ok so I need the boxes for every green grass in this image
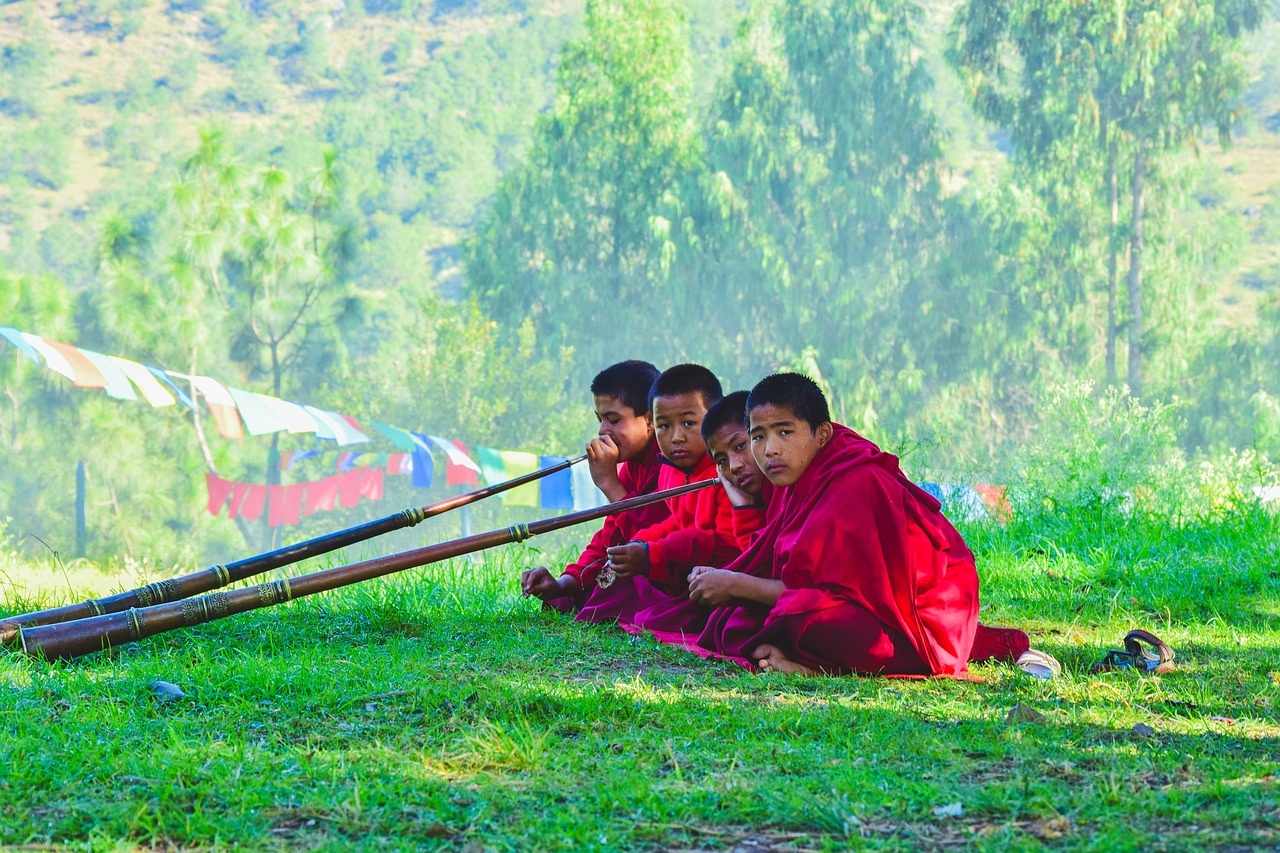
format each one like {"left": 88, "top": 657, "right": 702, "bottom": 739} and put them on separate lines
{"left": 2, "top": 510, "right": 1279, "bottom": 851}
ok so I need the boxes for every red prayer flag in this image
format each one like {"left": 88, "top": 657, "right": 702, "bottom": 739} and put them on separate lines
{"left": 446, "top": 440, "right": 479, "bottom": 487}
{"left": 239, "top": 485, "right": 267, "bottom": 521}
{"left": 359, "top": 466, "right": 384, "bottom": 501}
{"left": 205, "top": 473, "right": 234, "bottom": 517}
{"left": 386, "top": 453, "right": 407, "bottom": 475}
{"left": 304, "top": 475, "right": 340, "bottom": 516}
{"left": 267, "top": 484, "right": 306, "bottom": 527}
{"left": 339, "top": 468, "right": 362, "bottom": 509}
{"left": 227, "top": 482, "right": 251, "bottom": 519}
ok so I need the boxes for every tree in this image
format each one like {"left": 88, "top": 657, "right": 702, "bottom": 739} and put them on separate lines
{"left": 465, "top": 0, "right": 702, "bottom": 383}
{"left": 949, "top": 0, "right": 1268, "bottom": 396}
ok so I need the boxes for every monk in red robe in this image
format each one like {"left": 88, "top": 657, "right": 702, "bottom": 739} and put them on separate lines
{"left": 575, "top": 364, "right": 743, "bottom": 624}
{"left": 673, "top": 373, "right": 989, "bottom": 676}
{"left": 520, "top": 360, "right": 669, "bottom": 610}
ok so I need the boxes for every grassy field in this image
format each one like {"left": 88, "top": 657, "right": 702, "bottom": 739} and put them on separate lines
{"left": 1, "top": 502, "right": 1278, "bottom": 851}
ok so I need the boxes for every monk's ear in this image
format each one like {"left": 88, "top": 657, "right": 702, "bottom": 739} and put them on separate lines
{"left": 815, "top": 421, "right": 833, "bottom": 447}
{"left": 642, "top": 411, "right": 654, "bottom": 433}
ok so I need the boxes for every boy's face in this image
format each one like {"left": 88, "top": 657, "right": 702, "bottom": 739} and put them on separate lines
{"left": 707, "top": 423, "right": 762, "bottom": 497}
{"left": 748, "top": 403, "right": 833, "bottom": 488}
{"left": 651, "top": 391, "right": 710, "bottom": 468}
{"left": 594, "top": 394, "right": 653, "bottom": 463}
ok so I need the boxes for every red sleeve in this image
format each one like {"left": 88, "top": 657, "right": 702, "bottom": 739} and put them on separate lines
{"left": 730, "top": 505, "right": 765, "bottom": 549}
{"left": 562, "top": 516, "right": 618, "bottom": 586}
{"left": 646, "top": 488, "right": 743, "bottom": 584}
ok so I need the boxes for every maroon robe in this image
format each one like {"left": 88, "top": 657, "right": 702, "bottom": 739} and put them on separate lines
{"left": 632, "top": 425, "right": 980, "bottom": 677}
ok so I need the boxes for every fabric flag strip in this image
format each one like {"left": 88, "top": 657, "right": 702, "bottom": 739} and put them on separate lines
{"left": 21, "top": 334, "right": 76, "bottom": 382}
{"left": 498, "top": 450, "right": 540, "bottom": 507}
{"left": 227, "top": 388, "right": 289, "bottom": 436}
{"left": 539, "top": 455, "right": 574, "bottom": 511}
{"left": 79, "top": 350, "right": 138, "bottom": 401}
{"left": 408, "top": 432, "right": 435, "bottom": 489}
{"left": 570, "top": 462, "right": 608, "bottom": 512}
{"left": 147, "top": 366, "right": 196, "bottom": 411}
{"left": 44, "top": 341, "right": 108, "bottom": 388}
{"left": 169, "top": 372, "right": 244, "bottom": 441}
{"left": 0, "top": 327, "right": 40, "bottom": 364}
{"left": 428, "top": 435, "right": 481, "bottom": 486}
{"left": 475, "top": 447, "right": 506, "bottom": 491}
{"left": 304, "top": 406, "right": 368, "bottom": 446}
{"left": 257, "top": 394, "right": 320, "bottom": 435}
{"left": 109, "top": 357, "right": 175, "bottom": 407}
{"left": 372, "top": 422, "right": 419, "bottom": 452}
{"left": 206, "top": 474, "right": 234, "bottom": 516}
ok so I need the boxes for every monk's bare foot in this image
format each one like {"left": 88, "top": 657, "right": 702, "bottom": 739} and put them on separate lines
{"left": 752, "top": 644, "right": 818, "bottom": 676}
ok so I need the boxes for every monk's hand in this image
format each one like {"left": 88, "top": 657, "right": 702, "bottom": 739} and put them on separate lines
{"left": 521, "top": 567, "right": 563, "bottom": 601}
{"left": 720, "top": 477, "right": 755, "bottom": 508}
{"left": 586, "top": 436, "right": 624, "bottom": 499}
{"left": 605, "top": 542, "right": 648, "bottom": 578}
{"left": 689, "top": 568, "right": 738, "bottom": 607}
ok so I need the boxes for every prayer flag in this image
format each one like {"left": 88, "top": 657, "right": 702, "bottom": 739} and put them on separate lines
{"left": 0, "top": 327, "right": 39, "bottom": 363}
{"left": 228, "top": 482, "right": 251, "bottom": 519}
{"left": 21, "top": 334, "right": 76, "bottom": 381}
{"left": 206, "top": 473, "right": 233, "bottom": 517}
{"left": 570, "top": 462, "right": 608, "bottom": 512}
{"left": 539, "top": 455, "right": 574, "bottom": 511}
{"left": 372, "top": 422, "right": 418, "bottom": 451}
{"left": 304, "top": 406, "right": 368, "bottom": 445}
{"left": 168, "top": 372, "right": 243, "bottom": 440}
{"left": 339, "top": 468, "right": 362, "bottom": 508}
{"left": 227, "top": 388, "right": 289, "bottom": 436}
{"left": 429, "top": 435, "right": 480, "bottom": 485}
{"left": 267, "top": 484, "right": 304, "bottom": 527}
{"left": 304, "top": 475, "right": 340, "bottom": 515}
{"left": 147, "top": 366, "right": 196, "bottom": 410}
{"left": 109, "top": 357, "right": 176, "bottom": 406}
{"left": 257, "top": 395, "right": 321, "bottom": 434}
{"left": 45, "top": 341, "right": 107, "bottom": 388}
{"left": 79, "top": 350, "right": 137, "bottom": 401}
{"left": 359, "top": 466, "right": 384, "bottom": 501}
{"left": 475, "top": 446, "right": 505, "bottom": 488}
{"left": 238, "top": 485, "right": 267, "bottom": 521}
{"left": 409, "top": 437, "right": 434, "bottom": 489}
{"left": 386, "top": 453, "right": 409, "bottom": 475}
{"left": 499, "top": 451, "right": 539, "bottom": 507}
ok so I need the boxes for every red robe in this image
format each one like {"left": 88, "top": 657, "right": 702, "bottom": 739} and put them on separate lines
{"left": 636, "top": 425, "right": 980, "bottom": 677}
{"left": 544, "top": 439, "right": 668, "bottom": 612}
{"left": 575, "top": 451, "right": 739, "bottom": 624}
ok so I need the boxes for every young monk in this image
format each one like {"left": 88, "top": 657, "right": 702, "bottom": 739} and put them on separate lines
{"left": 574, "top": 364, "right": 742, "bottom": 624}
{"left": 677, "top": 373, "right": 988, "bottom": 676}
{"left": 520, "top": 360, "right": 668, "bottom": 610}
{"left": 703, "top": 390, "right": 773, "bottom": 548}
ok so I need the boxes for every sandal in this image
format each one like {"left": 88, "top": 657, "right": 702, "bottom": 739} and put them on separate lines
{"left": 1092, "top": 629, "right": 1175, "bottom": 674}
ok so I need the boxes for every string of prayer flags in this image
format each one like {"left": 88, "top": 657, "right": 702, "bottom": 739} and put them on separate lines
{"left": 267, "top": 484, "right": 304, "bottom": 526}
{"left": 108, "top": 357, "right": 175, "bottom": 407}
{"left": 539, "top": 456, "right": 574, "bottom": 511}
{"left": 207, "top": 466, "right": 388, "bottom": 525}
{"left": 258, "top": 394, "right": 321, "bottom": 434}
{"left": 304, "top": 406, "right": 369, "bottom": 446}
{"left": 0, "top": 327, "right": 39, "bottom": 363}
{"left": 499, "top": 451, "right": 540, "bottom": 507}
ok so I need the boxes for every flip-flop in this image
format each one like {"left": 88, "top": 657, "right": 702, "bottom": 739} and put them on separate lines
{"left": 1016, "top": 649, "right": 1062, "bottom": 679}
{"left": 1092, "top": 629, "right": 1176, "bottom": 674}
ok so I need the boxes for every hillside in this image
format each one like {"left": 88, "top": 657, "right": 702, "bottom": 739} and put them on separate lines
{"left": 1, "top": 0, "right": 1277, "bottom": 317}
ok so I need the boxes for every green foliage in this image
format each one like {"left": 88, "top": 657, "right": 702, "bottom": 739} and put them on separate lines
{"left": 0, "top": 22, "right": 54, "bottom": 117}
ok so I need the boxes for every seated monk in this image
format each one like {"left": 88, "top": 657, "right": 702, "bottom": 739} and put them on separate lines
{"left": 673, "top": 372, "right": 1023, "bottom": 677}
{"left": 520, "top": 360, "right": 668, "bottom": 611}
{"left": 576, "top": 364, "right": 743, "bottom": 624}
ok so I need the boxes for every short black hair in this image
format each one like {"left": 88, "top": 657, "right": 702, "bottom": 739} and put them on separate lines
{"left": 591, "top": 360, "right": 661, "bottom": 417}
{"left": 648, "top": 363, "right": 723, "bottom": 411}
{"left": 701, "top": 390, "right": 749, "bottom": 441}
{"left": 746, "top": 373, "right": 830, "bottom": 431}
